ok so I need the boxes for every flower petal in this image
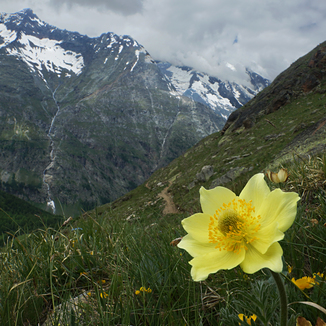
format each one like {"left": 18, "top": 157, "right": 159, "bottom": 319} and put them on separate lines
{"left": 200, "top": 186, "right": 236, "bottom": 216}
{"left": 180, "top": 213, "right": 211, "bottom": 243}
{"left": 292, "top": 276, "right": 315, "bottom": 290}
{"left": 251, "top": 222, "right": 285, "bottom": 254}
{"left": 240, "top": 242, "right": 283, "bottom": 274}
{"left": 239, "top": 173, "right": 270, "bottom": 212}
{"left": 277, "top": 168, "right": 289, "bottom": 183}
{"left": 177, "top": 234, "right": 217, "bottom": 257}
{"left": 257, "top": 189, "right": 300, "bottom": 232}
{"left": 189, "top": 249, "right": 245, "bottom": 281}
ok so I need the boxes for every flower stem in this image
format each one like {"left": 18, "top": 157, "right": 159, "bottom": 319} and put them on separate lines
{"left": 270, "top": 271, "right": 288, "bottom": 326}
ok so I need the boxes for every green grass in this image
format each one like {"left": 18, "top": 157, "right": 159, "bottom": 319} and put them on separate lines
{"left": 0, "top": 189, "right": 63, "bottom": 241}
{"left": 1, "top": 38, "right": 326, "bottom": 326}
{"left": 0, "top": 154, "right": 325, "bottom": 325}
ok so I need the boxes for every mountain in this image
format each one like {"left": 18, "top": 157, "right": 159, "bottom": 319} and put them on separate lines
{"left": 156, "top": 62, "right": 270, "bottom": 119}
{"left": 0, "top": 9, "right": 226, "bottom": 216}
{"left": 1, "top": 38, "right": 326, "bottom": 326}
{"left": 100, "top": 40, "right": 326, "bottom": 221}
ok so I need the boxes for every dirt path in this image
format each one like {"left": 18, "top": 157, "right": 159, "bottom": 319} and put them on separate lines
{"left": 158, "top": 182, "right": 179, "bottom": 215}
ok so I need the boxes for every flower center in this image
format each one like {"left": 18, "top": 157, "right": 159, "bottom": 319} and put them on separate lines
{"left": 208, "top": 198, "right": 261, "bottom": 254}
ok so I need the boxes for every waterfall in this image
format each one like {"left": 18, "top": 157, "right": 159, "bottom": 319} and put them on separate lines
{"left": 42, "top": 85, "right": 60, "bottom": 214}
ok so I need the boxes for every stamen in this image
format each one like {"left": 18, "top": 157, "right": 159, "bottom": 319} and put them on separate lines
{"left": 208, "top": 198, "right": 261, "bottom": 254}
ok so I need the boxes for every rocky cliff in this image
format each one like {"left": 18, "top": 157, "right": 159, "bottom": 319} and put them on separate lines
{"left": 0, "top": 9, "right": 225, "bottom": 215}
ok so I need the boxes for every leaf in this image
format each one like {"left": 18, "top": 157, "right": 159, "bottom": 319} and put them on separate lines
{"left": 9, "top": 279, "right": 32, "bottom": 294}
{"left": 296, "top": 301, "right": 326, "bottom": 315}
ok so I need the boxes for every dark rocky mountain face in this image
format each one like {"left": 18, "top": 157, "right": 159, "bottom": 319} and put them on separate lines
{"left": 0, "top": 9, "right": 225, "bottom": 215}
{"left": 222, "top": 41, "right": 326, "bottom": 135}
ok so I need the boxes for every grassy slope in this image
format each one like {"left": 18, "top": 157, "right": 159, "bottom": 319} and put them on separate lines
{"left": 100, "top": 80, "right": 326, "bottom": 223}
{"left": 0, "top": 189, "right": 63, "bottom": 240}
{"left": 0, "top": 44, "right": 326, "bottom": 325}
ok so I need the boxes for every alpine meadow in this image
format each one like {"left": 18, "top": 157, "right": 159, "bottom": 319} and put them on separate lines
{"left": 0, "top": 9, "right": 326, "bottom": 326}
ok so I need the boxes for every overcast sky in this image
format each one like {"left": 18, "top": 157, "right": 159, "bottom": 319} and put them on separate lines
{"left": 1, "top": 0, "right": 326, "bottom": 83}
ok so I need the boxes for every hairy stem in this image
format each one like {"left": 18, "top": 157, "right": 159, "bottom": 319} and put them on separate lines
{"left": 270, "top": 270, "right": 288, "bottom": 326}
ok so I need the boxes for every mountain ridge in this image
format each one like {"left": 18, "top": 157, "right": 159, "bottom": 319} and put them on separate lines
{"left": 156, "top": 61, "right": 270, "bottom": 119}
{"left": 99, "top": 40, "right": 326, "bottom": 223}
{"left": 0, "top": 9, "right": 227, "bottom": 216}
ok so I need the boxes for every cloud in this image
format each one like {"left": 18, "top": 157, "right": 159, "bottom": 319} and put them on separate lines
{"left": 136, "top": 0, "right": 326, "bottom": 81}
{"left": 48, "top": 0, "right": 144, "bottom": 15}
{"left": 1, "top": 0, "right": 326, "bottom": 84}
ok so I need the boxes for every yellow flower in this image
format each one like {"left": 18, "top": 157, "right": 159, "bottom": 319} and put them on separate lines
{"left": 177, "top": 173, "right": 300, "bottom": 281}
{"left": 266, "top": 168, "right": 289, "bottom": 183}
{"left": 287, "top": 265, "right": 293, "bottom": 274}
{"left": 100, "top": 292, "right": 108, "bottom": 298}
{"left": 313, "top": 272, "right": 324, "bottom": 285}
{"left": 136, "top": 287, "right": 152, "bottom": 294}
{"left": 291, "top": 276, "right": 315, "bottom": 290}
{"left": 313, "top": 272, "right": 324, "bottom": 279}
{"left": 238, "top": 313, "right": 257, "bottom": 325}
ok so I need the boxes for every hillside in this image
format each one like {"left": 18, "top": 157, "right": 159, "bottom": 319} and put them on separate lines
{"left": 0, "top": 9, "right": 271, "bottom": 218}
{"left": 0, "top": 41, "right": 325, "bottom": 326}
{"left": 100, "top": 41, "right": 326, "bottom": 221}
{"left": 0, "top": 9, "right": 224, "bottom": 216}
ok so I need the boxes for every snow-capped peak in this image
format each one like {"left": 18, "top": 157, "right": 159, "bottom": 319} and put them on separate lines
{"left": 5, "top": 32, "right": 84, "bottom": 77}
{"left": 156, "top": 61, "right": 270, "bottom": 120}
{"left": 0, "top": 10, "right": 84, "bottom": 78}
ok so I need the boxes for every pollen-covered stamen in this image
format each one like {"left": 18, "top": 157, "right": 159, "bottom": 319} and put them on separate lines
{"left": 208, "top": 198, "right": 261, "bottom": 254}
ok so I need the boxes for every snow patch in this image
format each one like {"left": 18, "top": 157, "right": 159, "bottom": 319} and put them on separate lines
{"left": 130, "top": 47, "right": 146, "bottom": 72}
{"left": 4, "top": 32, "right": 84, "bottom": 77}
{"left": 0, "top": 24, "right": 17, "bottom": 48}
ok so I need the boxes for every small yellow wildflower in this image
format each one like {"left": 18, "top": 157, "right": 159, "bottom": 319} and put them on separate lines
{"left": 238, "top": 313, "right": 257, "bottom": 325}
{"left": 291, "top": 276, "right": 315, "bottom": 290}
{"left": 87, "top": 292, "right": 91, "bottom": 297}
{"left": 313, "top": 272, "right": 325, "bottom": 285}
{"left": 313, "top": 272, "right": 324, "bottom": 279}
{"left": 135, "top": 287, "right": 152, "bottom": 294}
{"left": 101, "top": 279, "right": 106, "bottom": 284}
{"left": 287, "top": 265, "right": 293, "bottom": 274}
{"left": 178, "top": 173, "right": 300, "bottom": 281}
{"left": 100, "top": 292, "right": 108, "bottom": 298}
